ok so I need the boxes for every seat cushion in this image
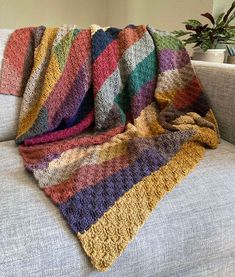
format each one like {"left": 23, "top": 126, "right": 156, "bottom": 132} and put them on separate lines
{"left": 0, "top": 140, "right": 235, "bottom": 277}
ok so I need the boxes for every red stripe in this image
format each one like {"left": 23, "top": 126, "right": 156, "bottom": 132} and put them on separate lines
{"left": 44, "top": 153, "right": 131, "bottom": 204}
{"left": 93, "top": 39, "right": 119, "bottom": 95}
{"left": 173, "top": 76, "right": 202, "bottom": 109}
{"left": 0, "top": 28, "right": 34, "bottom": 96}
{"left": 19, "top": 125, "right": 125, "bottom": 167}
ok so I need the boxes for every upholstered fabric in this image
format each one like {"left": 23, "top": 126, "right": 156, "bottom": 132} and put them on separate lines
{"left": 193, "top": 60, "right": 235, "bottom": 145}
{"left": 0, "top": 94, "right": 22, "bottom": 141}
{"left": 0, "top": 139, "right": 235, "bottom": 276}
{"left": 0, "top": 29, "right": 20, "bottom": 141}
{"left": 0, "top": 29, "right": 13, "bottom": 70}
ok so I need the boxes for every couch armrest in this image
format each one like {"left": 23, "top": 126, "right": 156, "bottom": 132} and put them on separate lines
{"left": 192, "top": 60, "right": 235, "bottom": 145}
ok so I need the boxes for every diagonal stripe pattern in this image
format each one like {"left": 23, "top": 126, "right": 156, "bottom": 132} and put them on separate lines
{"left": 0, "top": 24, "right": 219, "bottom": 271}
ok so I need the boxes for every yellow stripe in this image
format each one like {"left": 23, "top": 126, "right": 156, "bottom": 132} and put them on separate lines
{"left": 46, "top": 104, "right": 165, "bottom": 171}
{"left": 134, "top": 103, "right": 165, "bottom": 137}
{"left": 78, "top": 141, "right": 205, "bottom": 271}
{"left": 155, "top": 90, "right": 177, "bottom": 110}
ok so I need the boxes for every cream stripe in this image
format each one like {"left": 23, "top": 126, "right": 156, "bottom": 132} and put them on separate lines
{"left": 155, "top": 63, "right": 194, "bottom": 94}
{"left": 34, "top": 124, "right": 137, "bottom": 187}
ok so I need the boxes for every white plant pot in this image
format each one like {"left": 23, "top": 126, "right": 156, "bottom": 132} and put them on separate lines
{"left": 192, "top": 48, "right": 226, "bottom": 63}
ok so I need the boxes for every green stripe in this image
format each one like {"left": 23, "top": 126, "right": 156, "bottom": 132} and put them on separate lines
{"left": 151, "top": 32, "right": 184, "bottom": 51}
{"left": 54, "top": 30, "right": 79, "bottom": 70}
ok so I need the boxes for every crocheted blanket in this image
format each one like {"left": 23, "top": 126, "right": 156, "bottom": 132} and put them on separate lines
{"left": 0, "top": 25, "right": 219, "bottom": 271}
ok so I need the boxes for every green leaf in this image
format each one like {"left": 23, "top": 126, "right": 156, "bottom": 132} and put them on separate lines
{"left": 216, "top": 12, "right": 225, "bottom": 24}
{"left": 182, "top": 19, "right": 202, "bottom": 28}
{"left": 227, "top": 11, "right": 235, "bottom": 24}
{"left": 172, "top": 30, "right": 191, "bottom": 37}
{"left": 200, "top": 40, "right": 213, "bottom": 51}
{"left": 182, "top": 36, "right": 199, "bottom": 45}
{"left": 223, "top": 0, "right": 235, "bottom": 23}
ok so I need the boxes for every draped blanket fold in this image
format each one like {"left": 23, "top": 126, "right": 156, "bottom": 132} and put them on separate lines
{"left": 0, "top": 24, "right": 219, "bottom": 271}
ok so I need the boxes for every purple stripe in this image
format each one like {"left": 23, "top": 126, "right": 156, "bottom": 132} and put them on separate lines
{"left": 158, "top": 49, "right": 190, "bottom": 72}
{"left": 58, "top": 130, "right": 193, "bottom": 233}
{"left": 46, "top": 58, "right": 92, "bottom": 130}
{"left": 131, "top": 78, "right": 156, "bottom": 118}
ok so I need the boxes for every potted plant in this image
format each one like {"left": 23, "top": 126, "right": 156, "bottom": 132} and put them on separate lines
{"left": 173, "top": 1, "right": 235, "bottom": 63}
{"left": 226, "top": 45, "right": 235, "bottom": 63}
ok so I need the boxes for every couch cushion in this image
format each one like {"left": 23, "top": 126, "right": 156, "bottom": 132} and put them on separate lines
{"left": 0, "top": 140, "right": 235, "bottom": 277}
{"left": 0, "top": 94, "right": 22, "bottom": 141}
{"left": 0, "top": 29, "right": 22, "bottom": 142}
{"left": 0, "top": 29, "right": 13, "bottom": 68}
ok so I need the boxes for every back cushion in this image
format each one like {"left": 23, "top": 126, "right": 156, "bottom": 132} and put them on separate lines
{"left": 0, "top": 29, "right": 22, "bottom": 142}
{"left": 193, "top": 61, "right": 235, "bottom": 145}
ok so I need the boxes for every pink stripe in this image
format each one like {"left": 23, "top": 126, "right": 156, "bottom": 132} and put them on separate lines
{"left": 93, "top": 39, "right": 119, "bottom": 95}
{"left": 24, "top": 111, "right": 94, "bottom": 146}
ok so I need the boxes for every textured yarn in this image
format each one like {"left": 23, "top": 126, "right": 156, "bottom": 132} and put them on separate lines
{"left": 0, "top": 24, "right": 219, "bottom": 271}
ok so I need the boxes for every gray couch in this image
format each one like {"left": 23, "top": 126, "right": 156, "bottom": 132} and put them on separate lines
{"left": 0, "top": 29, "right": 235, "bottom": 276}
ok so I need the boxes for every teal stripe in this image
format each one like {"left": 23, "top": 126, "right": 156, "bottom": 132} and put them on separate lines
{"left": 114, "top": 50, "right": 157, "bottom": 121}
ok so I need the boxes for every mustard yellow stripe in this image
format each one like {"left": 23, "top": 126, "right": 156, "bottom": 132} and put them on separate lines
{"left": 78, "top": 141, "right": 205, "bottom": 271}
{"left": 134, "top": 102, "right": 165, "bottom": 137}
{"left": 155, "top": 90, "right": 177, "bottom": 110}
{"left": 33, "top": 28, "right": 58, "bottom": 68}
{"left": 172, "top": 109, "right": 219, "bottom": 149}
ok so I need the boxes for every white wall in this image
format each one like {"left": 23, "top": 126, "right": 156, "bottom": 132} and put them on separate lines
{"left": 0, "top": 0, "right": 107, "bottom": 28}
{"left": 0, "top": 0, "right": 214, "bottom": 31}
{"left": 213, "top": 0, "right": 235, "bottom": 18}
{"left": 106, "top": 0, "right": 213, "bottom": 32}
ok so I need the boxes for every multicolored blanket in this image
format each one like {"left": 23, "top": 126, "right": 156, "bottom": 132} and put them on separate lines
{"left": 0, "top": 24, "right": 219, "bottom": 271}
